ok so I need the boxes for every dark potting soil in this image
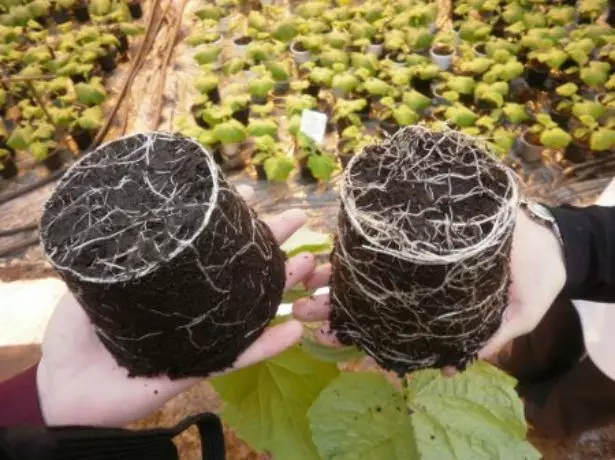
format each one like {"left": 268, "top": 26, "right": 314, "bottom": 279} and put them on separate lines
{"left": 330, "top": 129, "right": 514, "bottom": 374}
{"left": 293, "top": 41, "right": 306, "bottom": 52}
{"left": 40, "top": 132, "right": 285, "bottom": 378}
{"left": 235, "top": 36, "right": 252, "bottom": 46}
{"left": 433, "top": 44, "right": 453, "bottom": 55}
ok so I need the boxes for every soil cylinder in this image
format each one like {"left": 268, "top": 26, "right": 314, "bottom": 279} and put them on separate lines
{"left": 330, "top": 126, "right": 519, "bottom": 374}
{"left": 40, "top": 132, "right": 285, "bottom": 378}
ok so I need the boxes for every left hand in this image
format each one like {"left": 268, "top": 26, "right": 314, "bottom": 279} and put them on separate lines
{"left": 38, "top": 187, "right": 316, "bottom": 427}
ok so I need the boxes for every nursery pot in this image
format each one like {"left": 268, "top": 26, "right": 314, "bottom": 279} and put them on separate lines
{"left": 304, "top": 83, "right": 320, "bottom": 98}
{"left": 52, "top": 7, "right": 70, "bottom": 24}
{"left": 207, "top": 87, "right": 221, "bottom": 105}
{"left": 549, "top": 106, "right": 570, "bottom": 130}
{"left": 233, "top": 36, "right": 252, "bottom": 58}
{"left": 71, "top": 127, "right": 95, "bottom": 151}
{"left": 517, "top": 131, "right": 544, "bottom": 162}
{"left": 379, "top": 118, "right": 399, "bottom": 136}
{"left": 564, "top": 140, "right": 591, "bottom": 163}
{"left": 232, "top": 106, "right": 250, "bottom": 125}
{"left": 99, "top": 49, "right": 118, "bottom": 72}
{"left": 251, "top": 95, "right": 268, "bottom": 105}
{"left": 290, "top": 41, "right": 311, "bottom": 66}
{"left": 70, "top": 73, "right": 88, "bottom": 84}
{"left": 412, "top": 77, "right": 434, "bottom": 98}
{"left": 128, "top": 1, "right": 143, "bottom": 19}
{"left": 430, "top": 43, "right": 454, "bottom": 71}
{"left": 42, "top": 150, "right": 66, "bottom": 172}
{"left": 39, "top": 132, "right": 285, "bottom": 378}
{"left": 525, "top": 62, "right": 549, "bottom": 90}
{"left": 329, "top": 126, "right": 518, "bottom": 374}
{"left": 298, "top": 157, "right": 317, "bottom": 182}
{"left": 74, "top": 5, "right": 90, "bottom": 22}
{"left": 274, "top": 80, "right": 290, "bottom": 95}
{"left": 367, "top": 38, "right": 384, "bottom": 58}
{"left": 473, "top": 42, "right": 487, "bottom": 58}
{"left": 115, "top": 32, "right": 129, "bottom": 54}
{"left": 0, "top": 156, "right": 18, "bottom": 180}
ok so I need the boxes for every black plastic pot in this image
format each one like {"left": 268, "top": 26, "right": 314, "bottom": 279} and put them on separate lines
{"left": 358, "top": 100, "right": 371, "bottom": 119}
{"left": 72, "top": 127, "right": 95, "bottom": 151}
{"left": 34, "top": 15, "right": 50, "bottom": 27}
{"left": 52, "top": 7, "right": 70, "bottom": 24}
{"left": 42, "top": 151, "right": 65, "bottom": 172}
{"left": 412, "top": 77, "right": 433, "bottom": 98}
{"left": 336, "top": 117, "right": 352, "bottom": 134}
{"left": 564, "top": 141, "right": 591, "bottom": 163}
{"left": 99, "top": 49, "right": 117, "bottom": 72}
{"left": 0, "top": 156, "right": 18, "bottom": 179}
{"left": 211, "top": 144, "right": 223, "bottom": 165}
{"left": 0, "top": 141, "right": 14, "bottom": 159}
{"left": 232, "top": 107, "right": 250, "bottom": 125}
{"left": 304, "top": 83, "right": 320, "bottom": 98}
{"left": 491, "top": 17, "right": 507, "bottom": 38}
{"left": 298, "top": 157, "right": 317, "bottom": 182}
{"left": 251, "top": 95, "right": 268, "bottom": 105}
{"left": 70, "top": 73, "right": 87, "bottom": 84}
{"left": 74, "top": 5, "right": 90, "bottom": 22}
{"left": 128, "top": 1, "right": 142, "bottom": 19}
{"left": 525, "top": 63, "right": 549, "bottom": 90}
{"left": 116, "top": 32, "right": 129, "bottom": 54}
{"left": 549, "top": 107, "right": 569, "bottom": 130}
{"left": 207, "top": 87, "right": 221, "bottom": 104}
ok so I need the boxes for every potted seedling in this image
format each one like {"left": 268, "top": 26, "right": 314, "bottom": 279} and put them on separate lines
{"left": 290, "top": 37, "right": 311, "bottom": 66}
{"left": 444, "top": 103, "right": 479, "bottom": 129}
{"left": 474, "top": 81, "right": 508, "bottom": 112}
{"left": 247, "top": 117, "right": 278, "bottom": 139}
{"left": 433, "top": 75, "right": 476, "bottom": 106}
{"left": 194, "top": 73, "right": 221, "bottom": 104}
{"left": 273, "top": 17, "right": 298, "bottom": 43}
{"left": 72, "top": 106, "right": 104, "bottom": 151}
{"left": 361, "top": 77, "right": 393, "bottom": 104}
{"left": 185, "top": 23, "right": 222, "bottom": 47}
{"left": 194, "top": 45, "right": 222, "bottom": 68}
{"left": 337, "top": 126, "right": 379, "bottom": 167}
{"left": 564, "top": 112, "right": 615, "bottom": 163}
{"left": 518, "top": 113, "right": 572, "bottom": 162}
{"left": 332, "top": 98, "right": 367, "bottom": 132}
{"left": 580, "top": 61, "right": 611, "bottom": 97}
{"left": 0, "top": 146, "right": 17, "bottom": 179}
{"left": 251, "top": 135, "right": 294, "bottom": 182}
{"left": 550, "top": 82, "right": 580, "bottom": 129}
{"left": 502, "top": 102, "right": 531, "bottom": 126}
{"left": 248, "top": 74, "right": 274, "bottom": 105}
{"left": 52, "top": 0, "right": 73, "bottom": 23}
{"left": 402, "top": 89, "right": 432, "bottom": 115}
{"left": 213, "top": 118, "right": 247, "bottom": 169}
{"left": 308, "top": 66, "right": 334, "bottom": 96}
{"left": 326, "top": 29, "right": 351, "bottom": 50}
{"left": 267, "top": 60, "right": 291, "bottom": 95}
{"left": 72, "top": 0, "right": 89, "bottom": 22}
{"left": 332, "top": 71, "right": 360, "bottom": 99}
{"left": 411, "top": 62, "right": 441, "bottom": 98}
{"left": 295, "top": 133, "right": 336, "bottom": 182}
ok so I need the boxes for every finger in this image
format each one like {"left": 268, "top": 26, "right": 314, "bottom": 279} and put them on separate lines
{"left": 285, "top": 253, "right": 316, "bottom": 291}
{"left": 233, "top": 319, "right": 303, "bottom": 369}
{"left": 303, "top": 263, "right": 331, "bottom": 290}
{"left": 264, "top": 209, "right": 308, "bottom": 244}
{"left": 441, "top": 366, "right": 458, "bottom": 377}
{"left": 236, "top": 184, "right": 255, "bottom": 202}
{"left": 315, "top": 323, "right": 343, "bottom": 347}
{"left": 293, "top": 294, "right": 331, "bottom": 322}
{"left": 477, "top": 322, "right": 520, "bottom": 360}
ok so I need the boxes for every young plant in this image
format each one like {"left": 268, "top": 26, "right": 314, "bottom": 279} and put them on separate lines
{"left": 526, "top": 113, "right": 572, "bottom": 149}
{"left": 248, "top": 74, "right": 275, "bottom": 104}
{"left": 331, "top": 71, "right": 360, "bottom": 98}
{"left": 571, "top": 114, "right": 615, "bottom": 152}
{"left": 252, "top": 135, "right": 294, "bottom": 182}
{"left": 296, "top": 133, "right": 336, "bottom": 182}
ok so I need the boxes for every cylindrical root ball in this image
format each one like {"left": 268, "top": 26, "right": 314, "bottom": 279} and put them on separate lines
{"left": 330, "top": 126, "right": 519, "bottom": 375}
{"left": 40, "top": 132, "right": 285, "bottom": 378}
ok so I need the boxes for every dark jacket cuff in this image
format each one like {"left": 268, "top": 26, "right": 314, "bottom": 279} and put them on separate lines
{"left": 0, "top": 365, "right": 44, "bottom": 426}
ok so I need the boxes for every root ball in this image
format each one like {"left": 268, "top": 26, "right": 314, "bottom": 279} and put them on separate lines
{"left": 330, "top": 126, "right": 519, "bottom": 374}
{"left": 41, "top": 132, "right": 285, "bottom": 378}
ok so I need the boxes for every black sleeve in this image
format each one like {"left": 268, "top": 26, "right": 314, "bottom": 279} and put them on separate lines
{"left": 0, "top": 412, "right": 225, "bottom": 460}
{"left": 547, "top": 205, "right": 615, "bottom": 302}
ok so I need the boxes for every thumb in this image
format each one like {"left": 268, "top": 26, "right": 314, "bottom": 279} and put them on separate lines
{"left": 477, "top": 306, "right": 529, "bottom": 360}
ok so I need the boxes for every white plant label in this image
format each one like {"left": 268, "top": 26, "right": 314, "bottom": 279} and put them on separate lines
{"left": 300, "top": 110, "right": 328, "bottom": 145}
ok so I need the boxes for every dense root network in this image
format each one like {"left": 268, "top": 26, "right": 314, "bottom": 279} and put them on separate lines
{"left": 41, "top": 132, "right": 285, "bottom": 378}
{"left": 330, "top": 126, "right": 519, "bottom": 374}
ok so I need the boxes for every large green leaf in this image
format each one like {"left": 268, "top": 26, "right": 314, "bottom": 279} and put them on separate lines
{"left": 309, "top": 372, "right": 418, "bottom": 460}
{"left": 407, "top": 362, "right": 541, "bottom": 460}
{"left": 212, "top": 345, "right": 339, "bottom": 460}
{"left": 75, "top": 82, "right": 106, "bottom": 106}
{"left": 540, "top": 127, "right": 572, "bottom": 149}
{"left": 590, "top": 128, "right": 615, "bottom": 151}
{"left": 281, "top": 228, "right": 333, "bottom": 257}
{"left": 301, "top": 336, "right": 365, "bottom": 363}
{"left": 264, "top": 156, "right": 294, "bottom": 182}
{"left": 307, "top": 153, "right": 336, "bottom": 181}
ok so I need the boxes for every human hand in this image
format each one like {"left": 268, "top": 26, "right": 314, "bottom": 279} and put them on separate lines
{"left": 37, "top": 186, "right": 316, "bottom": 427}
{"left": 292, "top": 207, "right": 567, "bottom": 370}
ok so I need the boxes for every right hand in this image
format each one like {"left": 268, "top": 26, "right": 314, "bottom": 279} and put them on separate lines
{"left": 292, "top": 207, "right": 568, "bottom": 369}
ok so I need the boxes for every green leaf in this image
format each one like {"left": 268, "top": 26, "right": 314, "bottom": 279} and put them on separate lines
{"left": 540, "top": 127, "right": 572, "bottom": 149}
{"left": 590, "top": 128, "right": 615, "bottom": 151}
{"left": 407, "top": 362, "right": 540, "bottom": 460}
{"left": 393, "top": 105, "right": 419, "bottom": 126}
{"left": 77, "top": 106, "right": 103, "bottom": 130}
{"left": 89, "top": 0, "right": 110, "bottom": 15}
{"left": 402, "top": 90, "right": 431, "bottom": 112}
{"left": 248, "top": 118, "right": 277, "bottom": 137}
{"left": 281, "top": 228, "right": 333, "bottom": 257}
{"left": 30, "top": 140, "right": 53, "bottom": 162}
{"left": 448, "top": 76, "right": 475, "bottom": 95}
{"left": 301, "top": 336, "right": 364, "bottom": 363}
{"left": 307, "top": 153, "right": 336, "bottom": 181}
{"left": 309, "top": 372, "right": 418, "bottom": 460}
{"left": 264, "top": 155, "right": 294, "bottom": 182}
{"left": 555, "top": 82, "right": 578, "bottom": 97}
{"left": 75, "top": 82, "right": 106, "bottom": 106}
{"left": 7, "top": 126, "right": 33, "bottom": 150}
{"left": 212, "top": 345, "right": 339, "bottom": 460}
{"left": 503, "top": 103, "right": 529, "bottom": 123}
{"left": 213, "top": 120, "right": 247, "bottom": 145}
